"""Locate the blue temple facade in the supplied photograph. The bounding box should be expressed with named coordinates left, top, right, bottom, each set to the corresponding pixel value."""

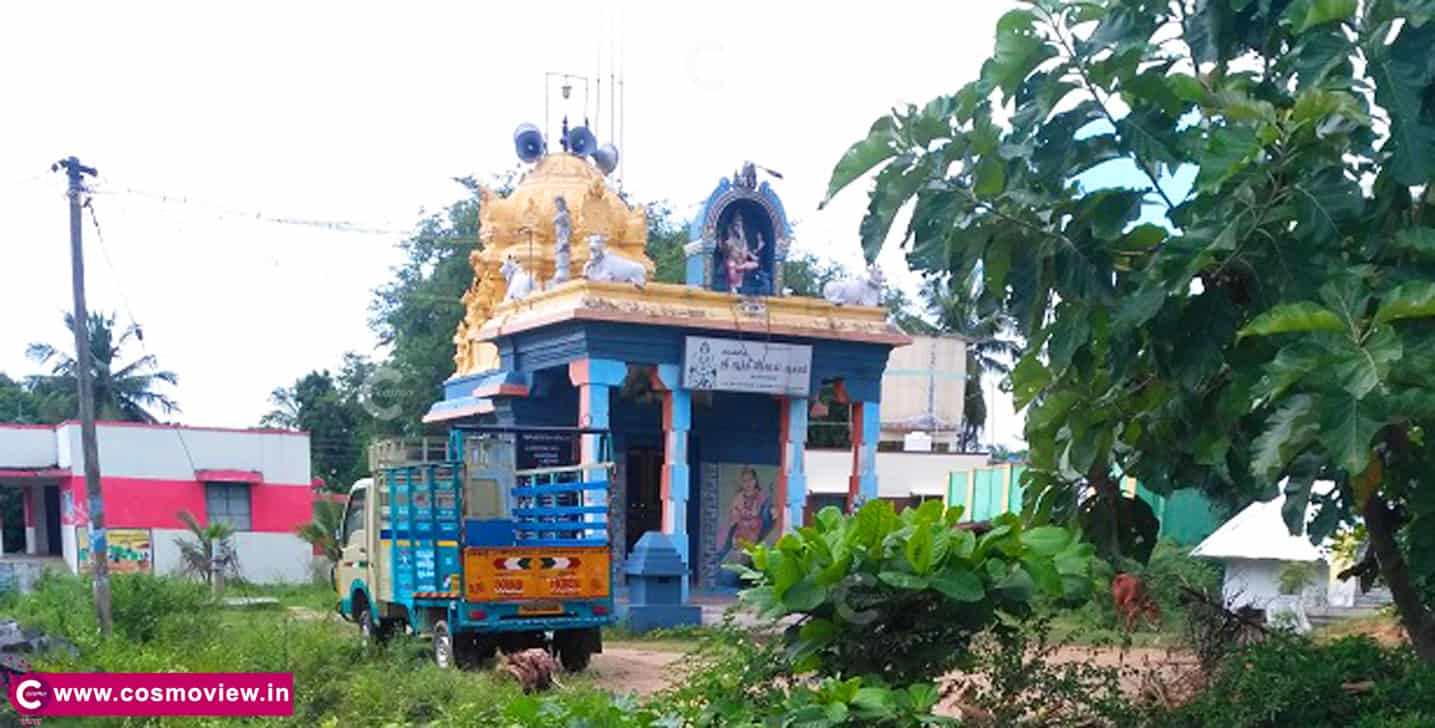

left=430, top=156, right=908, bottom=592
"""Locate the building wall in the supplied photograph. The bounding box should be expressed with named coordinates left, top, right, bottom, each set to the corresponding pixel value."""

left=56, top=423, right=311, bottom=485
left=0, top=426, right=58, bottom=468
left=806, top=450, right=988, bottom=500
left=150, top=528, right=314, bottom=584
left=3, top=422, right=315, bottom=585
left=879, top=336, right=966, bottom=439
left=1222, top=557, right=1330, bottom=611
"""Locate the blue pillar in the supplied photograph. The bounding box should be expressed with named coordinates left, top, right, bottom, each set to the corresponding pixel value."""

left=653, top=363, right=692, bottom=601
left=569, top=358, right=627, bottom=541
left=780, top=397, right=808, bottom=533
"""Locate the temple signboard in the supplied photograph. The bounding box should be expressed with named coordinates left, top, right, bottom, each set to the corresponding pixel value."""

left=683, top=336, right=812, bottom=397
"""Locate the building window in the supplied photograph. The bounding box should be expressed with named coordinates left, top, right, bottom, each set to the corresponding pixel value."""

left=205, top=483, right=252, bottom=531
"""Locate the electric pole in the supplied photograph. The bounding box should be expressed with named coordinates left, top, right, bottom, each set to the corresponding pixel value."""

left=54, top=156, right=112, bottom=636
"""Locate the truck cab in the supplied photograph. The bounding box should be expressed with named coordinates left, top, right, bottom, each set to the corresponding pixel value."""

left=335, top=427, right=613, bottom=670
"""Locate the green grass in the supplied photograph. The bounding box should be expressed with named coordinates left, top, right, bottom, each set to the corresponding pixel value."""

left=6, top=574, right=659, bottom=727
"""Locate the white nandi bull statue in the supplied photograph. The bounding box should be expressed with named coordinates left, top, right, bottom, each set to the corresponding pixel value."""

left=582, top=234, right=646, bottom=288
left=501, top=254, right=538, bottom=302
left=823, top=263, right=885, bottom=306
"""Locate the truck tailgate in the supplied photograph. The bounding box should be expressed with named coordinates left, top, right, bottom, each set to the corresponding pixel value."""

left=464, top=547, right=610, bottom=602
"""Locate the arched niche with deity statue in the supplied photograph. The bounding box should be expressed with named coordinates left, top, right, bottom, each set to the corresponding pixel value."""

left=684, top=163, right=792, bottom=296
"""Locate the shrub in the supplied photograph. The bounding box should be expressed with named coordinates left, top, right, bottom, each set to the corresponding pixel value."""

left=961, top=617, right=1145, bottom=727
left=1171, top=635, right=1435, bottom=727
left=734, top=501, right=1102, bottom=684
left=111, top=572, right=213, bottom=643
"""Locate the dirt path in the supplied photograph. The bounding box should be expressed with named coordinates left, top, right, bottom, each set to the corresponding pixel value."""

left=587, top=645, right=684, bottom=696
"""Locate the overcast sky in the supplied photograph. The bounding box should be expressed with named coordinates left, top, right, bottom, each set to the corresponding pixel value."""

left=1, top=1, right=1026, bottom=443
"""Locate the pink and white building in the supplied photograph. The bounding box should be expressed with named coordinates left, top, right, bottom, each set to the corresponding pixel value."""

left=0, top=422, right=317, bottom=584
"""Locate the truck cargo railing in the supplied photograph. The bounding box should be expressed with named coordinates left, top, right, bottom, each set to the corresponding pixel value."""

left=511, top=461, right=612, bottom=547
left=369, top=437, right=450, bottom=471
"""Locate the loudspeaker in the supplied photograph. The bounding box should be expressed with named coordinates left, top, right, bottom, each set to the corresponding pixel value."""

left=591, top=144, right=620, bottom=175
left=514, top=123, right=545, bottom=163
left=565, top=125, right=597, bottom=157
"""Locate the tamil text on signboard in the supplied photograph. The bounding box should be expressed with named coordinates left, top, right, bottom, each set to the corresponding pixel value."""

left=682, top=337, right=812, bottom=396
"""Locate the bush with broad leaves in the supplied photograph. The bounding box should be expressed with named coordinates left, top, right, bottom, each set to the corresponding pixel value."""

left=731, top=499, right=1105, bottom=684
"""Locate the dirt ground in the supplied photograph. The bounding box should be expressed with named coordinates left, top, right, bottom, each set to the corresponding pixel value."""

left=587, top=645, right=684, bottom=696
left=589, top=641, right=1202, bottom=714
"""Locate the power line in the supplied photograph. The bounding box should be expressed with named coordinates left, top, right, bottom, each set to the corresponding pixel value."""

left=82, top=193, right=198, bottom=475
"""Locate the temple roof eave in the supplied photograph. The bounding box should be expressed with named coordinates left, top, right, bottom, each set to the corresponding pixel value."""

left=471, top=280, right=911, bottom=347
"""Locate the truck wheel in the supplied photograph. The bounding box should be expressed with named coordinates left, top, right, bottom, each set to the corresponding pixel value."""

left=453, top=634, right=496, bottom=669
left=357, top=604, right=392, bottom=645
left=554, top=629, right=596, bottom=672
left=432, top=620, right=456, bottom=669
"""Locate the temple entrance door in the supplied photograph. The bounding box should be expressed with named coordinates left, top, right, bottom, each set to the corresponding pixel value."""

left=625, top=447, right=663, bottom=554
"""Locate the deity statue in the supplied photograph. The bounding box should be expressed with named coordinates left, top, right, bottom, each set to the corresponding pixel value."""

left=550, top=196, right=572, bottom=288
left=720, top=217, right=764, bottom=292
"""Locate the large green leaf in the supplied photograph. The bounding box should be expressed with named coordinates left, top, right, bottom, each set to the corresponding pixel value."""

left=1367, top=22, right=1435, bottom=185
left=1283, top=0, right=1358, bottom=33
left=1330, top=326, right=1403, bottom=398
left=973, top=156, right=1007, bottom=200
left=1239, top=302, right=1346, bottom=338
left=1251, top=394, right=1318, bottom=481
left=1195, top=124, right=1261, bottom=191
left=1291, top=167, right=1363, bottom=242
left=822, top=116, right=898, bottom=207
left=984, top=9, right=1058, bottom=96
left=1019, top=525, right=1071, bottom=556
left=1317, top=394, right=1383, bottom=475
left=1280, top=457, right=1320, bottom=535
left=1010, top=349, right=1051, bottom=410
left=858, top=155, right=926, bottom=262
left=1390, top=227, right=1435, bottom=260
left=877, top=571, right=929, bottom=590
left=904, top=523, right=935, bottom=574
left=1374, top=281, right=1435, bottom=324
left=929, top=568, right=985, bottom=602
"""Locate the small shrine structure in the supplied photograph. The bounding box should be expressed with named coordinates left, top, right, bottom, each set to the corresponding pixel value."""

left=430, top=136, right=908, bottom=591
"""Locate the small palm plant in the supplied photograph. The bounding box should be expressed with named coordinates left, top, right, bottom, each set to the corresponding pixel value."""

left=296, top=499, right=345, bottom=564
left=175, top=510, right=239, bottom=598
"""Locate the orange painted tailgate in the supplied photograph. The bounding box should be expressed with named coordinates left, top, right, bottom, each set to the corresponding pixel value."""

left=464, top=547, right=611, bottom=602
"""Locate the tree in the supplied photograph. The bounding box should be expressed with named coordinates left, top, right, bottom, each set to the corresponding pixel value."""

left=297, top=498, right=346, bottom=563
left=368, top=176, right=493, bottom=437
left=174, top=509, right=238, bottom=597
left=26, top=312, right=179, bottom=423
left=263, top=355, right=375, bottom=492
left=824, top=0, right=1435, bottom=658
left=646, top=202, right=690, bottom=284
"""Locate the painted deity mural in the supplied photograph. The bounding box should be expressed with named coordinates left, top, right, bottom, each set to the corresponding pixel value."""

left=705, top=463, right=779, bottom=587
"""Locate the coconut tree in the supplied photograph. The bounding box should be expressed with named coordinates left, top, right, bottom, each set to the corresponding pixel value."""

left=296, top=499, right=346, bottom=563
left=26, top=312, right=179, bottom=423
left=175, top=510, right=238, bottom=597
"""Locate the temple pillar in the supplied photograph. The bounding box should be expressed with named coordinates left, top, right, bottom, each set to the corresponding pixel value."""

left=777, top=397, right=808, bottom=534
left=568, top=358, right=626, bottom=541
left=847, top=401, right=880, bottom=511
left=650, top=364, right=692, bottom=599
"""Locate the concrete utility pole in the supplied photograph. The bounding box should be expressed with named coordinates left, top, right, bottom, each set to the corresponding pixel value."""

left=54, top=156, right=112, bottom=636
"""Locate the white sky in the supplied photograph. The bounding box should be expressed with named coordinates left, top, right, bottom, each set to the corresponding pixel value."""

left=0, top=1, right=1023, bottom=444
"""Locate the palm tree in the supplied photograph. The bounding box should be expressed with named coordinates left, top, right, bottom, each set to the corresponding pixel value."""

left=259, top=386, right=301, bottom=429
left=26, top=312, right=179, bottom=423
left=296, top=498, right=346, bottom=563
left=923, top=274, right=1021, bottom=451
left=175, top=510, right=238, bottom=597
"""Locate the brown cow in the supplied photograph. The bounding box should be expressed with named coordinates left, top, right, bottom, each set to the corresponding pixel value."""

left=1112, top=572, right=1162, bottom=631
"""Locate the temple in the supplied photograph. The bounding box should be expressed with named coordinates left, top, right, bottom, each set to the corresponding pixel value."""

left=428, top=146, right=908, bottom=592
